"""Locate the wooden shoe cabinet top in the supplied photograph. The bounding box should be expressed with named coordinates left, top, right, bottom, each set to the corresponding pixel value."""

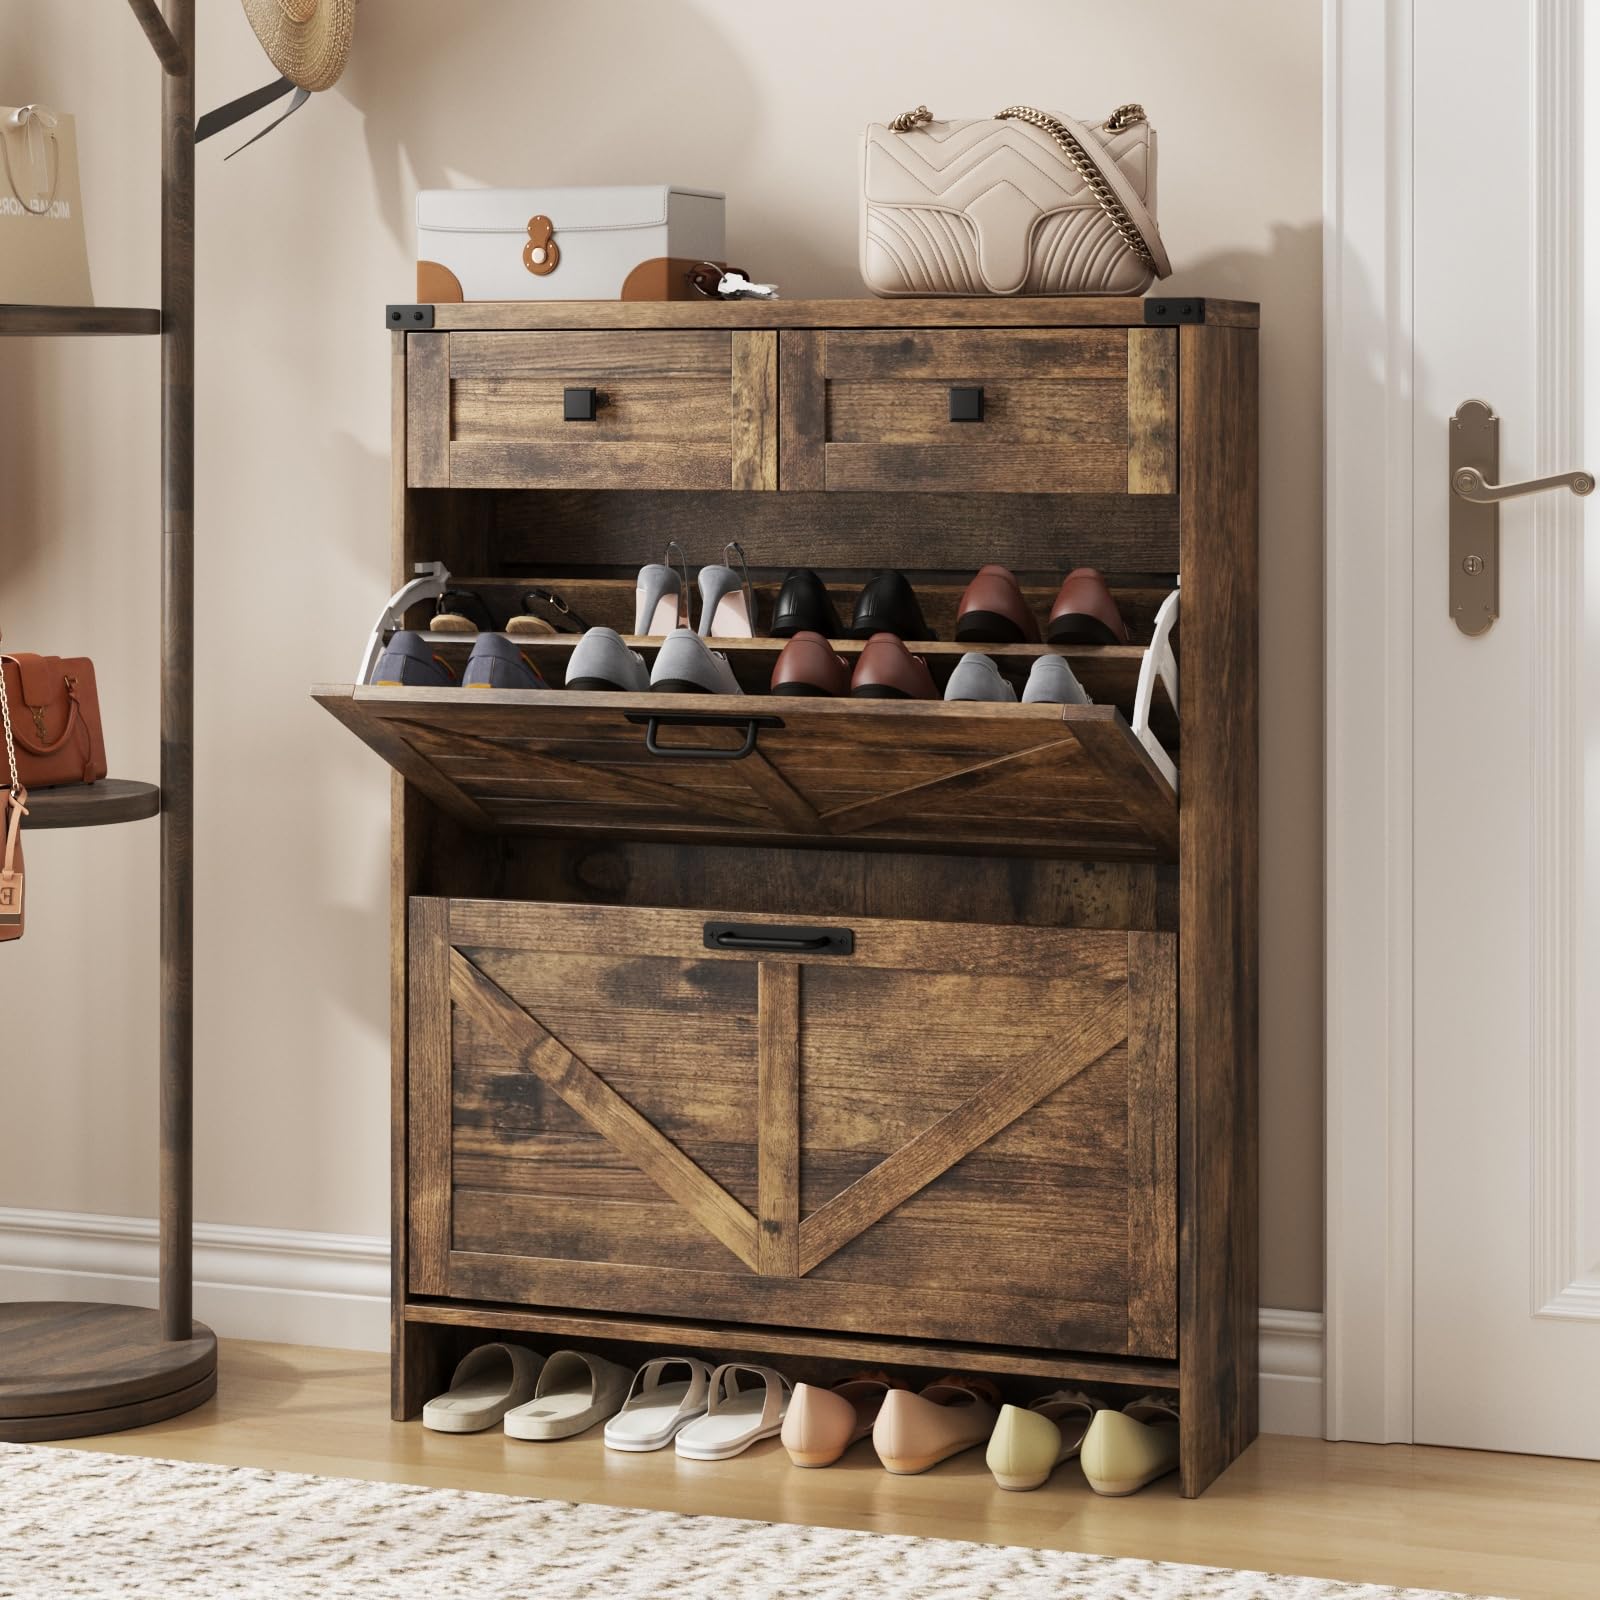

left=316, top=295, right=1258, bottom=1497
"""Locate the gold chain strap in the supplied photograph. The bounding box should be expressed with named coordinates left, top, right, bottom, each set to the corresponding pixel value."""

left=885, top=102, right=1155, bottom=273
left=994, top=104, right=1155, bottom=271
left=0, top=659, right=19, bottom=797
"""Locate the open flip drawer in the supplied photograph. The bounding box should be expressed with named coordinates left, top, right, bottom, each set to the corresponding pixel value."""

left=314, top=686, right=1178, bottom=861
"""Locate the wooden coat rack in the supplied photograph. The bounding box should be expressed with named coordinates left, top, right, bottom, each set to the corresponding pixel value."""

left=0, top=0, right=218, bottom=1440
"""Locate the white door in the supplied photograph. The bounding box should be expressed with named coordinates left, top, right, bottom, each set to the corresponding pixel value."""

left=1410, top=0, right=1600, bottom=1454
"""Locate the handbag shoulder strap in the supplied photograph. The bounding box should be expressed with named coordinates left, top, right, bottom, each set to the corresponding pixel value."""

left=994, top=105, right=1170, bottom=279
left=886, top=103, right=1170, bottom=279
left=0, top=653, right=20, bottom=799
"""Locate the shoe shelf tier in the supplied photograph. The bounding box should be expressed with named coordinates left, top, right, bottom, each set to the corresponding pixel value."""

left=330, top=298, right=1257, bottom=1498
left=404, top=573, right=1177, bottom=736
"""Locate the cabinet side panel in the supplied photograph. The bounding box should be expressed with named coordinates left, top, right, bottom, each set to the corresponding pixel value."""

left=1177, top=324, right=1261, bottom=1494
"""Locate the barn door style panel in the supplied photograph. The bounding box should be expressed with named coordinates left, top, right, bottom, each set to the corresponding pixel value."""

left=315, top=687, right=1179, bottom=863
left=408, top=897, right=1177, bottom=1358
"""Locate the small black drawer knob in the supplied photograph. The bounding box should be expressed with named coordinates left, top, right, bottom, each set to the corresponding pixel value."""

left=949, top=385, right=984, bottom=423
left=563, top=386, right=602, bottom=421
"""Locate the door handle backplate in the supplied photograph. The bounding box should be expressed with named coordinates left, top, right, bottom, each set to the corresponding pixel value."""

left=1449, top=400, right=1593, bottom=636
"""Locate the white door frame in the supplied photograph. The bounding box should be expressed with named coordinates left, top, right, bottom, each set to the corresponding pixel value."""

left=1323, top=0, right=1590, bottom=1442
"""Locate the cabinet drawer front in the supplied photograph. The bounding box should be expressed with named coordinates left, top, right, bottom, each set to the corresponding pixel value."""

left=406, top=330, right=777, bottom=490
left=782, top=328, right=1175, bottom=495
left=410, top=897, right=1177, bottom=1358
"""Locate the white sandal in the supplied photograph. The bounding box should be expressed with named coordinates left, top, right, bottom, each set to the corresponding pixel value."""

left=504, top=1348, right=634, bottom=1441
left=603, top=1356, right=713, bottom=1452
left=421, top=1342, right=542, bottom=1434
left=674, top=1363, right=791, bottom=1461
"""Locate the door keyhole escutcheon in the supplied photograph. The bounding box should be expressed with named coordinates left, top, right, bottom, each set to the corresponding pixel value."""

left=1448, top=400, right=1593, bottom=636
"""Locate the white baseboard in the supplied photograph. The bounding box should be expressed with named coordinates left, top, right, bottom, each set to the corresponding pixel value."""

left=0, top=1207, right=390, bottom=1353
left=0, top=1208, right=1325, bottom=1436
left=1258, top=1306, right=1326, bottom=1436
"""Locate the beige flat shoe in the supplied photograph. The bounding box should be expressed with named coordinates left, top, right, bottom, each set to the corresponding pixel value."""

left=1079, top=1395, right=1180, bottom=1496
left=872, top=1375, right=1000, bottom=1475
left=985, top=1390, right=1101, bottom=1491
left=421, top=1342, right=542, bottom=1434
left=781, top=1372, right=902, bottom=1467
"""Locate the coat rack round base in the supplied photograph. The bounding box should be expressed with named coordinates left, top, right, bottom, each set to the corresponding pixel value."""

left=0, top=1302, right=217, bottom=1442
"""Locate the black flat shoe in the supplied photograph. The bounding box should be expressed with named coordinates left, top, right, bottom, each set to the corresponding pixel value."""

left=430, top=589, right=497, bottom=635
left=770, top=569, right=842, bottom=638
left=848, top=572, right=933, bottom=640
left=507, top=586, right=592, bottom=638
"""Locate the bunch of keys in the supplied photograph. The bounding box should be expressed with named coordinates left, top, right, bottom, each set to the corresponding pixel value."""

left=687, top=262, right=779, bottom=300
left=714, top=269, right=778, bottom=300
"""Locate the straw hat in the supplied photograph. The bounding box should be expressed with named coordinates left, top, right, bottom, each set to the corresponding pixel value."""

left=240, top=0, right=356, bottom=93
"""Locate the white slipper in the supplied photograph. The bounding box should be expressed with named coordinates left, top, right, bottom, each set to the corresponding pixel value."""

left=421, top=1342, right=542, bottom=1434
left=603, top=1356, right=713, bottom=1452
left=504, top=1349, right=633, bottom=1441
left=675, top=1363, right=791, bottom=1461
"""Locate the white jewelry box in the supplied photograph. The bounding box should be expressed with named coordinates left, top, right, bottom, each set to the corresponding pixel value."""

left=415, top=185, right=726, bottom=303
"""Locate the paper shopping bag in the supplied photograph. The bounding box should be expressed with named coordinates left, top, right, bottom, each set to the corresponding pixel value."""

left=0, top=105, right=92, bottom=305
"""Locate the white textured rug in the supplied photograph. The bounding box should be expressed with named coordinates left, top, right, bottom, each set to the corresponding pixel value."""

left=0, top=1444, right=1506, bottom=1600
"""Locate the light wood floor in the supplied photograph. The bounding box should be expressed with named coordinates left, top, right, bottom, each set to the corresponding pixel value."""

left=43, top=1341, right=1600, bottom=1599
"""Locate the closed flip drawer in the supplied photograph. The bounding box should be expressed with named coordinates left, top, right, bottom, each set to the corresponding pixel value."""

left=406, top=329, right=778, bottom=490
left=783, top=326, right=1176, bottom=494
left=408, top=897, right=1178, bottom=1359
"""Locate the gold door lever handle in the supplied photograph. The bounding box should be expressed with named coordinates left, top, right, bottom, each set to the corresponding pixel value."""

left=1451, top=465, right=1595, bottom=503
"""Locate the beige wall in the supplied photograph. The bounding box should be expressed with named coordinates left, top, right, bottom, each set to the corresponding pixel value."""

left=0, top=0, right=1324, bottom=1311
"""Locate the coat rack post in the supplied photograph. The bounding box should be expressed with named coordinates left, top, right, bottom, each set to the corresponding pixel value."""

left=159, top=0, right=196, bottom=1344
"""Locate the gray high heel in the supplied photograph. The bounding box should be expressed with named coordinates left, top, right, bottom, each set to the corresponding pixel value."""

left=697, top=541, right=755, bottom=638
left=635, top=540, right=690, bottom=636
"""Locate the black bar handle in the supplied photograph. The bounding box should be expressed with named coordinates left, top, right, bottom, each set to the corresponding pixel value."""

left=645, top=717, right=757, bottom=761
left=635, top=714, right=782, bottom=762
left=704, top=921, right=855, bottom=956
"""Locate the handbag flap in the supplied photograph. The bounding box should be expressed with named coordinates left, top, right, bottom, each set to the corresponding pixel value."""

left=12, top=652, right=61, bottom=707
left=863, top=114, right=1152, bottom=294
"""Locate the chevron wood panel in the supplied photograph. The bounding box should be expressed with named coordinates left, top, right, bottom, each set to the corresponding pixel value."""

left=314, top=689, right=1178, bottom=862
left=410, top=899, right=1177, bottom=1356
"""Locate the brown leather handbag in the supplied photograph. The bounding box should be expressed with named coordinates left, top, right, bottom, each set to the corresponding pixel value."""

left=1, top=652, right=107, bottom=789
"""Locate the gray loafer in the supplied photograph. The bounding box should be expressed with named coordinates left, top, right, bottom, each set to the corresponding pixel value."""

left=1022, top=654, right=1092, bottom=706
left=650, top=628, right=742, bottom=695
left=944, top=652, right=1017, bottom=702
left=370, top=631, right=453, bottom=687
left=566, top=627, right=650, bottom=692
left=462, top=632, right=548, bottom=690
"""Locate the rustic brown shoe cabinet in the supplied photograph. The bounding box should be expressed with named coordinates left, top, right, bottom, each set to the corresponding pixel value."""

left=315, top=295, right=1258, bottom=1496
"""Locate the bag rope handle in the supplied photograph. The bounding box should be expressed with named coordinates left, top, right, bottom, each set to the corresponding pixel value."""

left=886, top=102, right=1167, bottom=277
left=0, top=106, right=60, bottom=216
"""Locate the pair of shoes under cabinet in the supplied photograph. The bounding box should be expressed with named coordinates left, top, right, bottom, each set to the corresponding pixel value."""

left=315, top=295, right=1258, bottom=1497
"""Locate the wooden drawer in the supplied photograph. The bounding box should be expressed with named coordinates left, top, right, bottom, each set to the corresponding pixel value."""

left=781, top=327, right=1176, bottom=494
left=409, top=897, right=1177, bottom=1358
left=406, top=329, right=777, bottom=490
left=315, top=685, right=1178, bottom=862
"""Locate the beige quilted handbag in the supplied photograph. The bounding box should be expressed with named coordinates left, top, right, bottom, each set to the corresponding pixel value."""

left=860, top=103, right=1171, bottom=297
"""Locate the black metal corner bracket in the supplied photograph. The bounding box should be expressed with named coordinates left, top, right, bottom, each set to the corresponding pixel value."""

left=386, top=304, right=435, bottom=331
left=1144, top=298, right=1206, bottom=325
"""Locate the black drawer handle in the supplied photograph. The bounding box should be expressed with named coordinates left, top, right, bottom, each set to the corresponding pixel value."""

left=563, top=386, right=603, bottom=421
left=948, top=385, right=984, bottom=423
left=704, top=921, right=854, bottom=956
left=629, top=712, right=783, bottom=762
